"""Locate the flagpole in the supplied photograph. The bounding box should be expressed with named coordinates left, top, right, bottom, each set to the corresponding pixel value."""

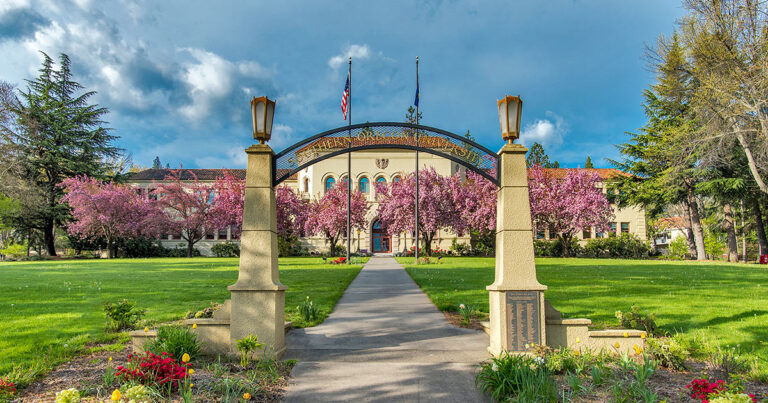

left=414, top=56, right=420, bottom=262
left=346, top=57, right=352, bottom=264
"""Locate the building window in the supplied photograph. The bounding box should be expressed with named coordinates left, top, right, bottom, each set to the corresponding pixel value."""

left=548, top=225, right=557, bottom=240
left=359, top=177, right=370, bottom=193
left=376, top=177, right=386, bottom=185
left=596, top=230, right=604, bottom=238
left=218, top=228, right=228, bottom=240
left=393, top=175, right=401, bottom=183
left=610, top=222, right=617, bottom=234
left=206, top=231, right=215, bottom=240
left=536, top=228, right=545, bottom=239
left=231, top=229, right=240, bottom=240
left=621, top=222, right=630, bottom=234
left=582, top=228, right=592, bottom=239
left=303, top=177, right=309, bottom=193
left=324, top=177, right=335, bottom=192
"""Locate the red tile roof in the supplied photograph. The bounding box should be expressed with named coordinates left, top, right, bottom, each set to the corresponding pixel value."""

left=127, top=168, right=297, bottom=181
left=534, top=168, right=631, bottom=180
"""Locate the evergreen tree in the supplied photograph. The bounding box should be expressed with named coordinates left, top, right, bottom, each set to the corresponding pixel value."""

left=585, top=156, right=594, bottom=169
left=526, top=142, right=552, bottom=168
left=1, top=53, right=119, bottom=256
left=152, top=156, right=162, bottom=169
left=553, top=161, right=560, bottom=168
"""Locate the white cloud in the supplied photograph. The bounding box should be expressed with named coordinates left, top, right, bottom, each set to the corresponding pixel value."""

left=328, top=44, right=371, bottom=69
left=179, top=47, right=270, bottom=121
left=0, top=0, right=30, bottom=15
left=518, top=111, right=568, bottom=149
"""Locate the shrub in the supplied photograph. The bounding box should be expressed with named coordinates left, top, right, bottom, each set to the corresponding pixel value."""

left=0, top=243, right=27, bottom=260
left=116, top=351, right=189, bottom=388
left=583, top=233, right=650, bottom=259
left=120, top=237, right=169, bottom=258
left=615, top=305, right=657, bottom=334
left=646, top=337, right=688, bottom=370
left=668, top=236, right=689, bottom=259
left=709, top=346, right=751, bottom=379
left=54, top=388, right=80, bottom=403
left=103, top=299, right=145, bottom=331
left=458, top=304, right=475, bottom=325
left=533, top=237, right=582, bottom=257
left=0, top=377, right=16, bottom=401
left=278, top=235, right=303, bottom=257
left=235, top=334, right=265, bottom=368
left=296, top=296, right=319, bottom=323
left=145, top=325, right=201, bottom=363
left=475, top=353, right=558, bottom=402
left=211, top=242, right=240, bottom=257
left=166, top=247, right=200, bottom=257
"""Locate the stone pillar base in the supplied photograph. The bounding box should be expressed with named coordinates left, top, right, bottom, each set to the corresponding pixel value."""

left=488, top=290, right=546, bottom=356
left=229, top=288, right=286, bottom=358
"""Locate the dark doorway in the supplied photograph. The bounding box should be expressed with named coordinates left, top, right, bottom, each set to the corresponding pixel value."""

left=371, top=219, right=391, bottom=254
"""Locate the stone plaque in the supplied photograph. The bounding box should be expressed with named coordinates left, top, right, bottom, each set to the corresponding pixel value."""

left=505, top=291, right=541, bottom=351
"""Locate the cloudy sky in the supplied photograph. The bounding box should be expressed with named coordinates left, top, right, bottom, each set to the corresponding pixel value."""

left=0, top=0, right=685, bottom=169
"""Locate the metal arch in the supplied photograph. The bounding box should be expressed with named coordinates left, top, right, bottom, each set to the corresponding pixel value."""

left=272, top=122, right=500, bottom=187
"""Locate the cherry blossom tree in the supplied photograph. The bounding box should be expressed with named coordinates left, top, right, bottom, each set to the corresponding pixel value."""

left=155, top=169, right=231, bottom=257
left=450, top=171, right=497, bottom=234
left=60, top=176, right=163, bottom=258
left=375, top=167, right=460, bottom=256
left=211, top=170, right=245, bottom=238
left=528, top=167, right=614, bottom=257
left=276, top=185, right=309, bottom=240
left=304, top=180, right=368, bottom=256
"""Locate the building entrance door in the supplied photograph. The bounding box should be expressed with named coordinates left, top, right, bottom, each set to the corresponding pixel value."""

left=371, top=219, right=391, bottom=253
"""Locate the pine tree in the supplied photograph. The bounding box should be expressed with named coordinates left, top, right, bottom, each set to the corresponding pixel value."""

left=3, top=53, right=119, bottom=256
left=152, top=156, right=162, bottom=169
left=585, top=156, right=594, bottom=169
left=553, top=161, right=560, bottom=168
left=526, top=142, right=552, bottom=167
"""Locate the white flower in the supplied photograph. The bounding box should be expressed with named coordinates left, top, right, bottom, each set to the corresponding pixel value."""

left=534, top=357, right=545, bottom=365
left=491, top=363, right=498, bottom=372
left=459, top=304, right=466, bottom=310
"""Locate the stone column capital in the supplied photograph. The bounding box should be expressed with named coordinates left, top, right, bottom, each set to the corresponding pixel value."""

left=245, top=144, right=275, bottom=155
left=498, top=143, right=528, bottom=155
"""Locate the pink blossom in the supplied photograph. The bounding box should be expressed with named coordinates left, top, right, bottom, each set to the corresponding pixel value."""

left=304, top=181, right=369, bottom=256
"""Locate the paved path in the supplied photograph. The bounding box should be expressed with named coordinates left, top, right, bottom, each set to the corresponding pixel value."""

left=284, top=256, right=490, bottom=402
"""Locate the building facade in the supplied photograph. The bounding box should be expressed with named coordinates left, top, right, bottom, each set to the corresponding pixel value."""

left=127, top=152, right=646, bottom=256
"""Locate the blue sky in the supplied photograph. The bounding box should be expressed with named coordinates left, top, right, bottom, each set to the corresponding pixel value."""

left=0, top=0, right=685, bottom=169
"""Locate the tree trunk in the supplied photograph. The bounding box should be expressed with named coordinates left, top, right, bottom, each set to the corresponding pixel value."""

left=688, top=190, right=707, bottom=261
left=187, top=241, right=194, bottom=258
left=741, top=200, right=747, bottom=263
left=723, top=203, right=738, bottom=262
left=422, top=232, right=435, bottom=256
left=753, top=199, right=768, bottom=256
left=328, top=233, right=338, bottom=257
left=43, top=219, right=56, bottom=256
left=683, top=204, right=697, bottom=259
left=108, top=242, right=118, bottom=259
left=736, top=132, right=768, bottom=194
left=560, top=234, right=572, bottom=258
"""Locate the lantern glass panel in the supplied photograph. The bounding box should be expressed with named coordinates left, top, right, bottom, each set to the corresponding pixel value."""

left=266, top=102, right=274, bottom=136
left=508, top=98, right=519, bottom=135
left=255, top=101, right=265, bottom=134
left=498, top=100, right=508, bottom=133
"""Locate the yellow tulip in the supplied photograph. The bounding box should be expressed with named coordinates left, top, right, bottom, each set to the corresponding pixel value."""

left=243, top=392, right=251, bottom=400
left=190, top=383, right=194, bottom=387
left=182, top=353, right=191, bottom=363
left=575, top=337, right=581, bottom=343
left=192, top=323, right=197, bottom=329
left=143, top=326, right=149, bottom=333
left=189, top=368, right=195, bottom=375
left=108, top=356, right=112, bottom=362
left=641, top=333, right=646, bottom=339
left=623, top=332, right=628, bottom=338
left=573, top=350, right=580, bottom=356
left=111, top=389, right=121, bottom=401
left=614, top=342, right=620, bottom=349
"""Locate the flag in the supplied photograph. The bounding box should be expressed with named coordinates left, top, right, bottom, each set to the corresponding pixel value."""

left=414, top=81, right=419, bottom=107
left=341, top=74, right=350, bottom=120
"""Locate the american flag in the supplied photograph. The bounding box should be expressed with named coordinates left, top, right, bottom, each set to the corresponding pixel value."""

left=341, top=74, right=349, bottom=120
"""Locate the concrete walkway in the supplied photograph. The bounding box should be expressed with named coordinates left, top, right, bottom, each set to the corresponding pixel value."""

left=284, top=256, right=490, bottom=402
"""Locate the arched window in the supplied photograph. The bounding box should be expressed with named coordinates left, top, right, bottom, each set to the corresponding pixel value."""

left=359, top=177, right=370, bottom=193
left=393, top=176, right=401, bottom=183
left=324, top=177, right=335, bottom=192
left=303, top=177, right=309, bottom=193
left=376, top=177, right=386, bottom=186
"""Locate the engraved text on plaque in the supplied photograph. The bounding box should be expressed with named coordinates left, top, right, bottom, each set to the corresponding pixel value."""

left=505, top=291, right=541, bottom=351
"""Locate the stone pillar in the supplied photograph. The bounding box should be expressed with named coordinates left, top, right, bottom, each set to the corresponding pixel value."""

left=228, top=144, right=287, bottom=357
left=487, top=143, right=547, bottom=356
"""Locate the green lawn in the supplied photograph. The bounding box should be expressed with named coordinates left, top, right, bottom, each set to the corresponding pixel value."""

left=400, top=257, right=768, bottom=373
left=0, top=257, right=363, bottom=376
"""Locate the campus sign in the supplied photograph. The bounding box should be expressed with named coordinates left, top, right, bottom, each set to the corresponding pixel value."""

left=273, top=122, right=500, bottom=186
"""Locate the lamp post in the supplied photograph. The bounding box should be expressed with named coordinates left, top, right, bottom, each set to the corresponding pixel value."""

left=497, top=95, right=523, bottom=144
left=250, top=96, right=276, bottom=144
left=357, top=229, right=361, bottom=253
